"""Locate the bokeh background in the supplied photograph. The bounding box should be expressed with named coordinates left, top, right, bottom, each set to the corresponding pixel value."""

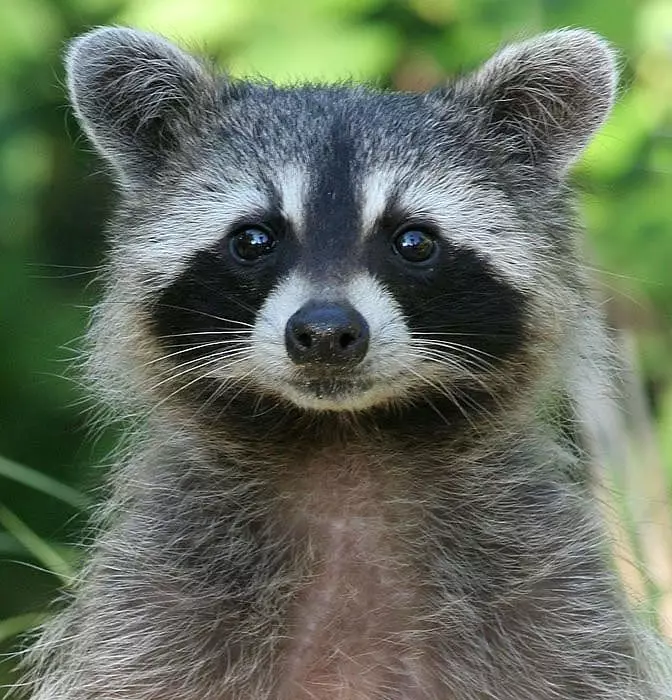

left=1, top=0, right=671, bottom=691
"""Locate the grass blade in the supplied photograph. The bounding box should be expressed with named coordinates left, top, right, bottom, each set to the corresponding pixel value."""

left=0, top=506, right=75, bottom=586
left=0, top=456, right=89, bottom=510
left=0, top=612, right=49, bottom=645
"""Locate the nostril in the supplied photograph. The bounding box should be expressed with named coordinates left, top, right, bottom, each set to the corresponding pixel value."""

left=297, top=332, right=312, bottom=349
left=338, top=331, right=357, bottom=349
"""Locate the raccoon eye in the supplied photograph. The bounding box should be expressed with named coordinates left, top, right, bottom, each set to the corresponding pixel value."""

left=229, top=227, right=277, bottom=262
left=393, top=228, right=436, bottom=263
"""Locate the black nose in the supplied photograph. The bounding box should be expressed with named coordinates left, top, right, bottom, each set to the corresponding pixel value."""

left=285, top=302, right=370, bottom=366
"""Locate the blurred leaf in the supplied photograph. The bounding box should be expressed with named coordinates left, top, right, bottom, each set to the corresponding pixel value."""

left=0, top=456, right=89, bottom=510
left=580, top=92, right=656, bottom=179
left=0, top=1, right=62, bottom=62
left=0, top=611, right=49, bottom=645
left=659, top=385, right=672, bottom=480
left=226, top=22, right=398, bottom=81
left=0, top=533, right=28, bottom=556
left=120, top=0, right=251, bottom=44
left=0, top=506, right=75, bottom=586
left=637, top=0, right=672, bottom=52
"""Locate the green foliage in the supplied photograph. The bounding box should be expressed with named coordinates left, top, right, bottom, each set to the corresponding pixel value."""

left=0, top=462, right=84, bottom=685
left=0, top=612, right=50, bottom=646
left=0, top=0, right=670, bottom=687
left=0, top=457, right=89, bottom=511
left=0, top=506, right=77, bottom=586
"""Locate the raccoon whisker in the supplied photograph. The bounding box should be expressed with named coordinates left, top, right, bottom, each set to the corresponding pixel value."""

left=192, top=374, right=243, bottom=419
left=154, top=304, right=256, bottom=328
left=405, top=308, right=521, bottom=332
left=410, top=348, right=500, bottom=379
left=411, top=328, right=505, bottom=339
left=212, top=368, right=263, bottom=418
left=204, top=374, right=267, bottom=422
left=409, top=351, right=503, bottom=412
left=251, top=393, right=284, bottom=419
left=251, top=393, right=267, bottom=417
left=236, top=384, right=287, bottom=422
left=145, top=350, right=251, bottom=392
left=403, top=349, right=468, bottom=376
left=148, top=356, right=253, bottom=413
left=146, top=347, right=251, bottom=377
left=163, top=350, right=252, bottom=379
left=419, top=393, right=453, bottom=428
left=410, top=348, right=501, bottom=378
left=429, top=384, right=478, bottom=431
left=407, top=344, right=497, bottom=375
left=155, top=340, right=252, bottom=361
left=158, top=331, right=253, bottom=339
left=411, top=335, right=501, bottom=356
left=410, top=338, right=501, bottom=365
left=140, top=341, right=253, bottom=368
left=185, top=277, right=261, bottom=317
left=452, top=386, right=498, bottom=424
left=205, top=290, right=259, bottom=318
left=413, top=339, right=499, bottom=362
left=154, top=339, right=252, bottom=357
left=397, top=360, right=476, bottom=429
left=410, top=342, right=492, bottom=363
left=403, top=348, right=502, bottom=420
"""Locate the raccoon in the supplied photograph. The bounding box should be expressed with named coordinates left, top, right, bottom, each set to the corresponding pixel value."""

left=22, top=26, right=672, bottom=700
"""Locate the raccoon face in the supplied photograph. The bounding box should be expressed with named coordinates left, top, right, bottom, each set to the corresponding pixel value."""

left=67, top=28, right=616, bottom=414
left=128, top=165, right=529, bottom=412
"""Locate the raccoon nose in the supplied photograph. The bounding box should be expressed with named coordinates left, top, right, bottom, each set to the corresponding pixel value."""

left=285, top=302, right=370, bottom=366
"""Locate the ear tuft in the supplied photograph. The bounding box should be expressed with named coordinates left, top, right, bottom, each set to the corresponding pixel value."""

left=456, top=29, right=618, bottom=175
left=66, top=27, right=217, bottom=187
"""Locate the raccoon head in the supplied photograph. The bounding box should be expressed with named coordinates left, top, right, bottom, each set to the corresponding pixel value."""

left=67, top=28, right=616, bottom=416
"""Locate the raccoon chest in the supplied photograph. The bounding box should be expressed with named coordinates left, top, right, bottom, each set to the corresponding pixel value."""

left=278, top=460, right=433, bottom=699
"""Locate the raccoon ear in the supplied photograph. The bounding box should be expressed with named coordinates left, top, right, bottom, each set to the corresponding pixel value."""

left=66, top=27, right=218, bottom=188
left=452, top=29, right=618, bottom=175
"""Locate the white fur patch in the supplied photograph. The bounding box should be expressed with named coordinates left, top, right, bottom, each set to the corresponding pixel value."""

left=125, top=166, right=309, bottom=294
left=346, top=273, right=411, bottom=374
left=249, top=270, right=313, bottom=383
left=358, top=164, right=545, bottom=295
left=278, top=165, right=308, bottom=238
left=360, top=169, right=396, bottom=236
left=395, top=168, right=545, bottom=291
left=122, top=182, right=270, bottom=290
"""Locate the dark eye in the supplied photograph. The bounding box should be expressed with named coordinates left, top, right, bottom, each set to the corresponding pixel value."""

left=393, top=228, right=437, bottom=263
left=229, top=227, right=277, bottom=262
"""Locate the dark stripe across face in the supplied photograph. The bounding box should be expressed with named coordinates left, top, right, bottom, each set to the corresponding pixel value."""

left=368, top=230, right=528, bottom=363
left=151, top=234, right=295, bottom=357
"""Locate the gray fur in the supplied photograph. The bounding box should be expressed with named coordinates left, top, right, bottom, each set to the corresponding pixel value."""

left=19, top=27, right=672, bottom=699
left=65, top=27, right=218, bottom=188
left=450, top=30, right=618, bottom=173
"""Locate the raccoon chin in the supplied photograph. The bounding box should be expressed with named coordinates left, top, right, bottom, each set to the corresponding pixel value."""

left=279, top=376, right=400, bottom=413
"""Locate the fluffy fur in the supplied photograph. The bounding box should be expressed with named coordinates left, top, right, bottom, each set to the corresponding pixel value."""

left=20, top=26, right=672, bottom=699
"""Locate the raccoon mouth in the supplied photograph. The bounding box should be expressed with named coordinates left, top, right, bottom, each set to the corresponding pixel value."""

left=293, top=373, right=373, bottom=399
left=281, top=367, right=381, bottom=409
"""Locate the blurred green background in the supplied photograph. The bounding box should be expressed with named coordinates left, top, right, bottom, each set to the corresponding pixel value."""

left=1, top=0, right=671, bottom=690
